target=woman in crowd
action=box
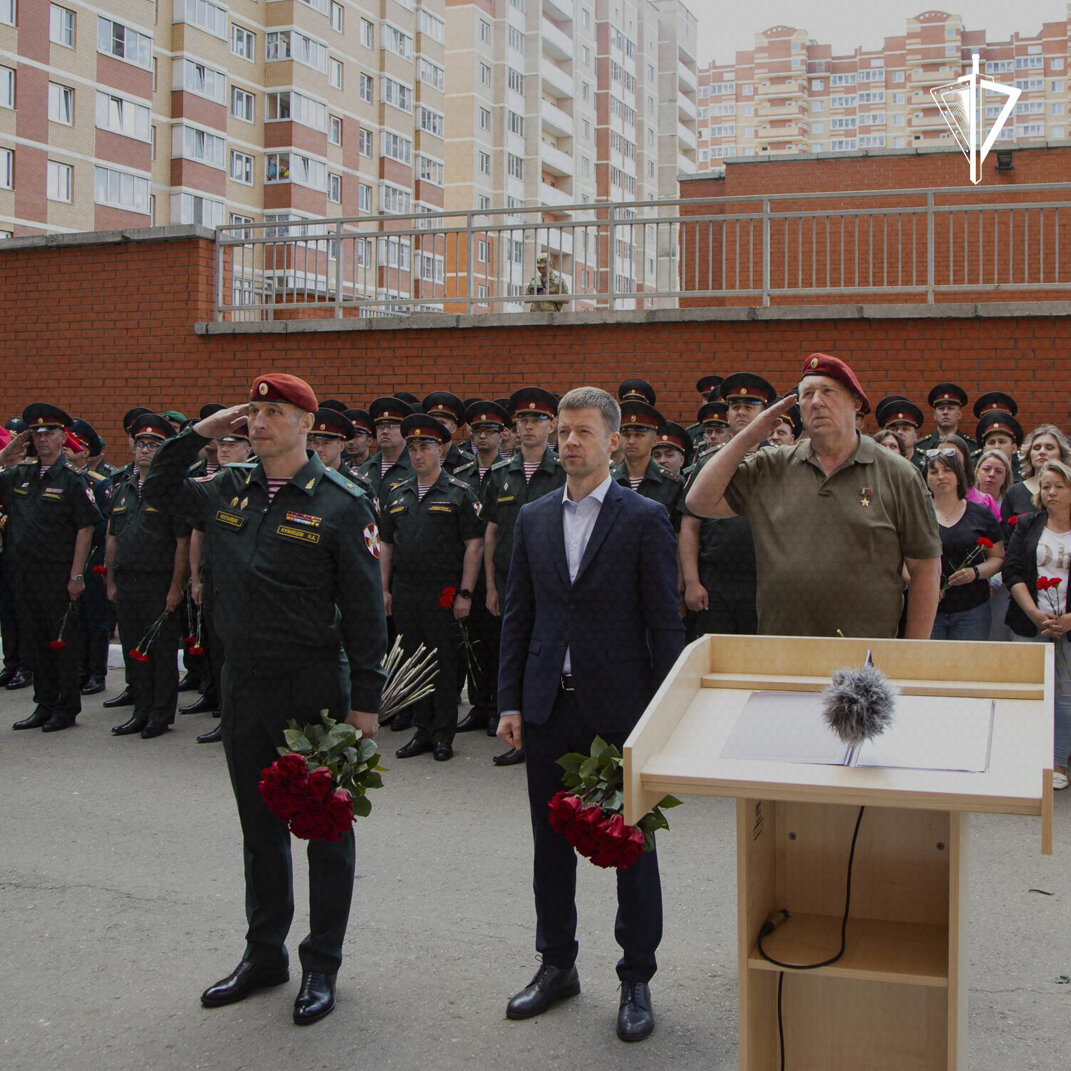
[937,434,1001,522]
[1002,459,1071,791]
[974,449,1014,516]
[1003,425,1071,520]
[926,449,1004,641]
[873,429,907,456]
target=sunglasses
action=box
[924,448,959,460]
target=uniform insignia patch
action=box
[276,524,320,544]
[44,487,64,495]
[86,487,95,503]
[497,494,516,504]
[240,497,249,510]
[363,523,381,559]
[305,478,316,490]
[473,500,483,518]
[215,510,247,531]
[285,511,322,527]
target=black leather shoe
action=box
[5,668,32,690]
[616,981,654,1042]
[180,695,217,715]
[102,687,133,708]
[41,716,75,732]
[201,960,289,1008]
[13,707,50,730]
[177,673,197,693]
[433,742,453,761]
[0,666,16,688]
[293,971,336,1025]
[80,677,106,696]
[505,963,580,1020]
[493,747,526,767]
[141,723,170,739]
[395,736,433,759]
[197,723,223,743]
[455,711,487,733]
[111,717,146,736]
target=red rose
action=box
[1007,514,1019,527]
[92,564,107,575]
[976,536,994,549]
[548,791,584,836]
[188,645,205,656]
[306,766,334,803]
[49,639,66,651]
[570,805,610,858]
[438,586,457,609]
[276,752,309,780]
[258,755,310,822]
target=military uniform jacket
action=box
[142,429,386,711]
[0,457,101,565]
[82,467,112,552]
[480,448,565,578]
[916,430,979,454]
[110,474,189,575]
[380,470,485,583]
[611,458,684,531]
[357,450,414,502]
[441,443,471,475]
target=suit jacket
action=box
[498,478,685,732]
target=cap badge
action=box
[259,382,269,396]
[528,402,536,409]
[810,357,819,369]
[740,387,748,395]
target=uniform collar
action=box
[511,446,556,470]
[249,451,327,496]
[40,455,67,478]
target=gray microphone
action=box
[821,650,896,765]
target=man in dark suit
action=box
[497,386,684,1043]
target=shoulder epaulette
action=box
[86,469,108,483]
[490,457,512,471]
[323,466,369,500]
[447,475,468,488]
[658,465,682,482]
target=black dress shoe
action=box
[433,742,453,761]
[13,707,51,730]
[102,687,133,708]
[455,711,487,733]
[5,668,32,690]
[505,963,580,1020]
[201,960,289,1008]
[293,971,336,1025]
[616,981,654,1042]
[197,723,223,743]
[80,677,106,696]
[493,747,526,767]
[0,666,16,688]
[141,723,170,739]
[395,736,433,759]
[179,695,217,715]
[41,716,75,732]
[111,717,146,736]
[177,674,197,693]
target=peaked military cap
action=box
[422,392,466,425]
[310,408,356,440]
[343,409,374,436]
[927,383,968,408]
[131,413,176,441]
[619,400,663,431]
[401,413,450,444]
[698,400,729,426]
[509,387,558,418]
[465,401,510,429]
[976,410,1023,446]
[875,396,924,430]
[972,391,1017,418]
[369,397,413,423]
[23,403,73,430]
[719,372,777,407]
[618,379,657,406]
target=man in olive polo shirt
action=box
[686,354,941,639]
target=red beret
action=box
[800,353,871,415]
[250,373,318,413]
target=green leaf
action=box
[357,738,379,763]
[342,747,359,765]
[578,757,599,783]
[283,729,313,754]
[656,794,683,811]
[590,735,610,761]
[555,752,586,774]
[363,772,383,790]
[638,810,670,835]
[354,796,372,818]
[604,789,624,813]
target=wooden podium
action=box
[624,635,1054,1071]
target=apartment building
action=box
[696,8,1071,165]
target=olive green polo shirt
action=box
[722,434,940,638]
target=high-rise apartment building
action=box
[696,9,1071,166]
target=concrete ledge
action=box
[195,300,1071,335]
[0,224,215,252]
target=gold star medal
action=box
[860,487,872,508]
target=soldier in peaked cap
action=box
[687,377,724,446]
[618,379,657,406]
[974,410,1024,482]
[719,372,778,437]
[358,397,415,501]
[141,372,386,1026]
[917,383,977,454]
[422,392,471,474]
[695,399,731,454]
[611,401,683,529]
[343,409,374,468]
[875,396,925,471]
[651,422,692,478]
[309,408,357,472]
[0,403,102,731]
[768,400,802,447]
[320,399,348,413]
[381,414,485,763]
[973,391,1017,419]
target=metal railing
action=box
[213,183,1071,321]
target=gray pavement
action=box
[1,680,1067,1071]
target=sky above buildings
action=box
[694,1,1069,65]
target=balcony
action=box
[540,181,574,208]
[541,141,575,177]
[677,152,697,174]
[759,99,806,119]
[764,124,803,141]
[678,94,697,121]
[678,61,697,92]
[677,121,697,150]
[542,18,574,62]
[757,78,806,97]
[543,0,574,23]
[541,56,575,100]
[541,97,574,137]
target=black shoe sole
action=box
[292,999,336,1025]
[201,970,290,1008]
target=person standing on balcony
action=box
[526,252,569,312]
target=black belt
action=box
[559,673,574,693]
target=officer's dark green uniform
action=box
[380,426,485,749]
[109,415,190,736]
[611,457,683,529]
[916,382,978,454]
[77,461,112,692]
[0,405,101,729]
[142,378,386,979]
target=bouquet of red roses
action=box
[258,715,384,841]
[549,736,681,871]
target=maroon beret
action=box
[249,373,318,413]
[800,353,871,415]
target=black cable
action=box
[777,971,785,1071]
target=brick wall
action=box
[0,228,1067,453]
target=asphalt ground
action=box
[0,676,1067,1071]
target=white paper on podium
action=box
[719,691,994,772]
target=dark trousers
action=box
[0,546,27,670]
[115,572,181,730]
[464,576,499,719]
[220,651,354,975]
[76,566,109,681]
[203,592,223,709]
[16,564,80,721]
[523,692,662,983]
[392,579,461,746]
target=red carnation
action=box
[49,639,66,650]
[92,564,107,575]
[438,586,457,609]
[182,635,197,646]
[976,536,994,549]
[1007,514,1019,527]
[188,645,205,656]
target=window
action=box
[417,9,444,43]
[180,0,227,39]
[507,110,524,136]
[417,155,444,185]
[329,57,342,89]
[0,66,12,109]
[94,164,150,212]
[508,67,524,94]
[231,86,254,122]
[360,19,373,48]
[418,59,445,93]
[581,82,589,101]
[478,150,490,174]
[382,76,413,113]
[229,150,253,184]
[172,192,225,228]
[265,152,326,190]
[95,91,151,141]
[175,124,227,169]
[830,138,857,151]
[811,121,824,134]
[47,160,72,202]
[508,25,524,55]
[478,19,490,44]
[330,2,343,33]
[507,153,523,179]
[382,23,412,59]
[480,64,492,88]
[266,31,327,72]
[580,156,589,176]
[48,83,74,125]
[265,92,327,131]
[359,73,373,103]
[831,117,856,130]
[381,129,412,164]
[0,0,14,27]
[418,106,444,137]
[0,147,11,189]
[891,70,904,83]
[231,24,255,61]
[328,172,341,203]
[1052,58,1065,71]
[478,107,490,131]
[358,182,371,212]
[179,60,227,103]
[477,195,491,211]
[1052,81,1065,93]
[50,4,75,47]
[97,16,152,69]
[830,73,856,86]
[1052,103,1065,115]
[1016,55,1043,70]
[476,239,487,262]
[379,182,411,213]
[830,95,856,108]
[328,114,341,144]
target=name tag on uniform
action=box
[496,495,516,504]
[110,504,128,514]
[276,524,320,544]
[13,487,28,496]
[427,502,456,514]
[388,504,407,516]
[214,510,247,531]
[145,506,159,514]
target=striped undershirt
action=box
[380,455,392,476]
[416,484,434,500]
[204,462,218,475]
[477,466,490,482]
[265,478,288,502]
[628,476,643,491]
[522,460,540,483]
[38,464,50,479]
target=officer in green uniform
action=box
[611,401,684,529]
[696,399,731,452]
[651,422,693,478]
[105,414,190,738]
[875,396,926,471]
[142,373,387,1026]
[381,414,484,762]
[916,383,978,454]
[481,387,566,766]
[0,404,102,731]
[358,397,414,500]
[342,409,374,469]
[421,392,471,474]
[686,375,723,447]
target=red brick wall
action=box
[0,233,1067,453]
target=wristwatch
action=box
[70,574,84,583]
[457,589,473,599]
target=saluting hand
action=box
[744,392,799,447]
[193,403,249,440]
[0,429,30,468]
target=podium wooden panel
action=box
[624,635,1054,1071]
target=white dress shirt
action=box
[561,474,613,673]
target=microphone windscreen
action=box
[821,662,896,746]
